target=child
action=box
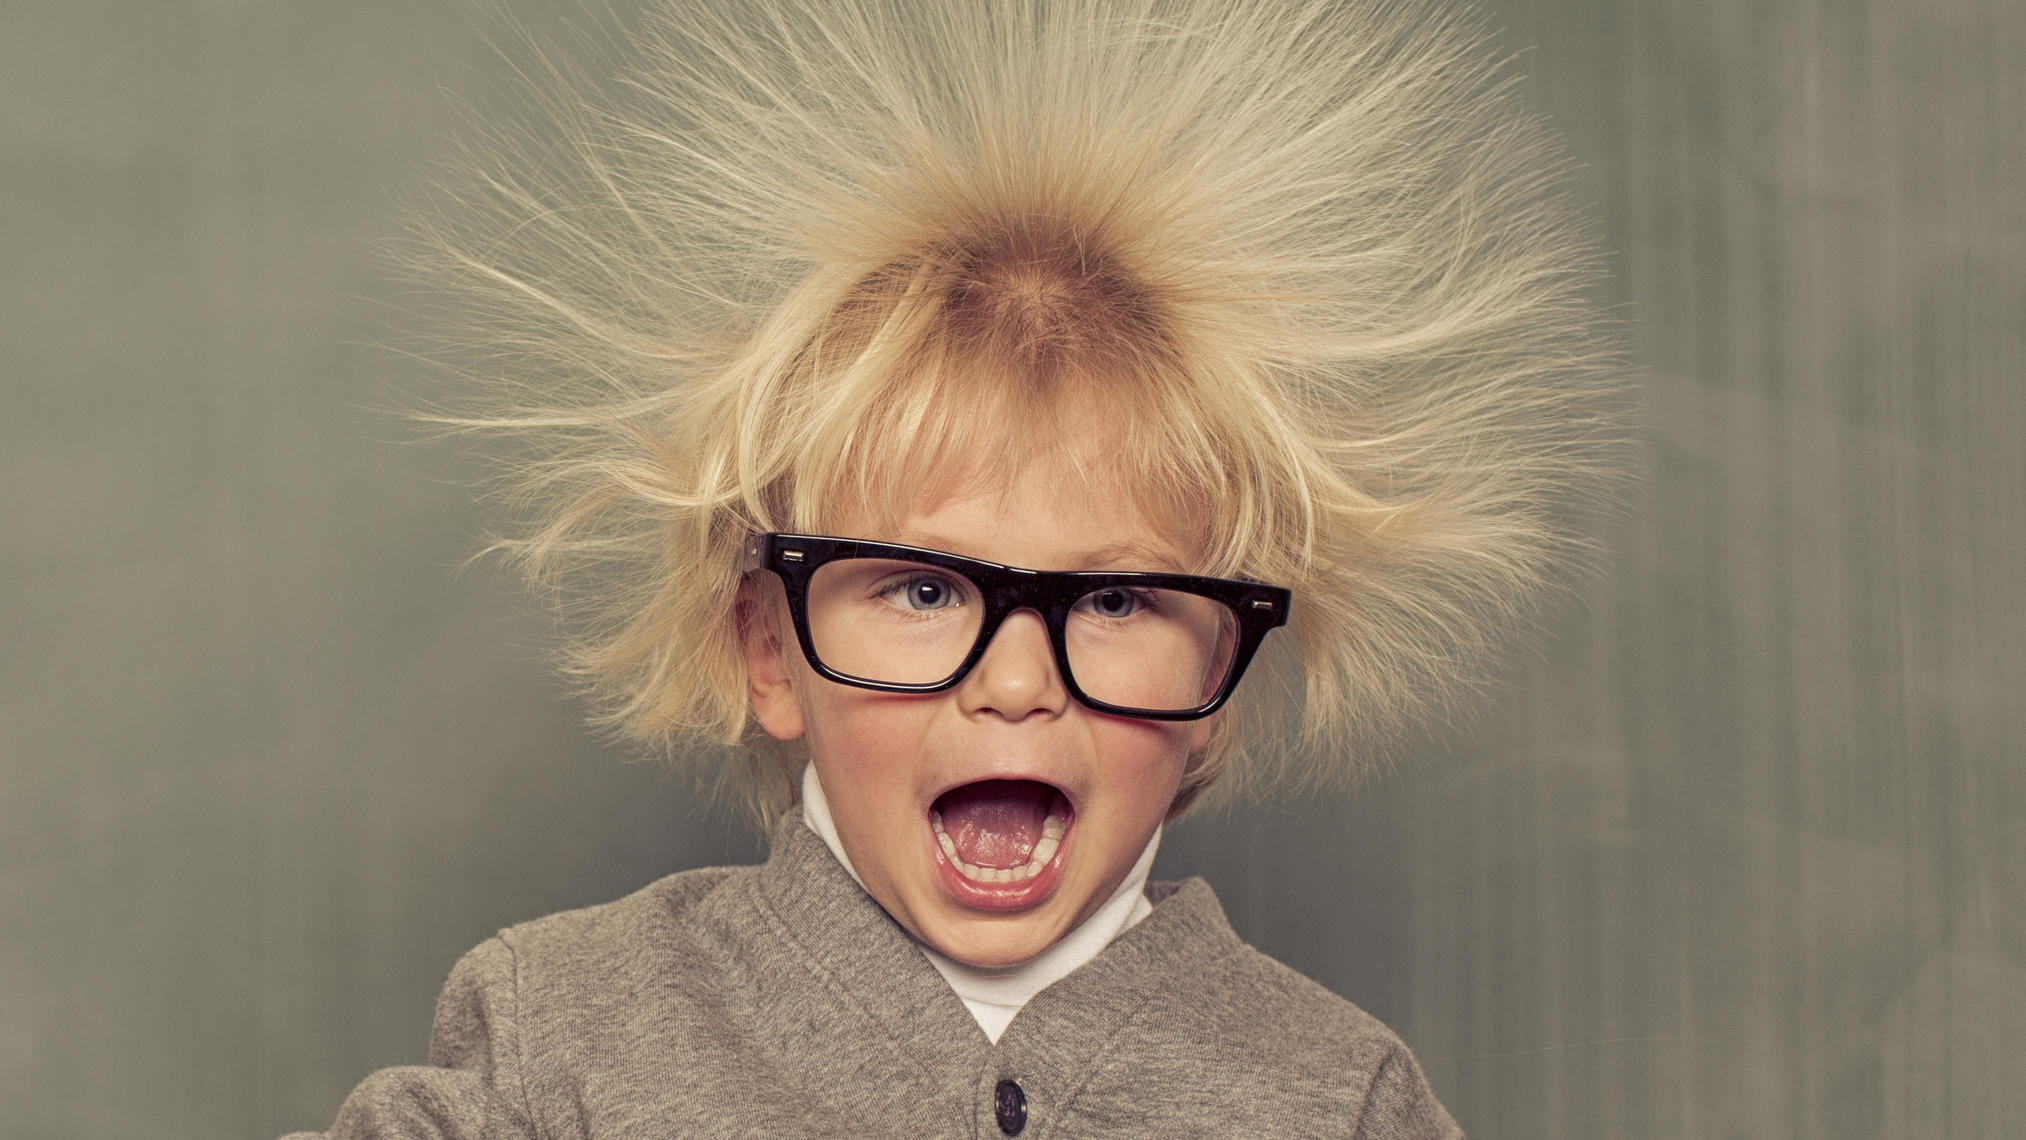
[294,0,1620,1134]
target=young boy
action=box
[293,0,1619,1134]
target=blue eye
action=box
[1080,588,1141,618]
[884,574,960,611]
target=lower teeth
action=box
[932,810,1065,883]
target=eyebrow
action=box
[892,533,1183,573]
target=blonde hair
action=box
[405,0,1627,824]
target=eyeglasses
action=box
[742,533,1290,720]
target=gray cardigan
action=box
[288,818,1463,1138]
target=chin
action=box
[916,912,1071,969]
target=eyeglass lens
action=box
[805,558,1240,712]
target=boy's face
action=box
[744,451,1216,968]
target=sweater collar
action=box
[799,762,1159,1042]
[748,801,1246,1090]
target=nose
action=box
[956,609,1069,720]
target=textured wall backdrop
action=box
[4,1,2020,1137]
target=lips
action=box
[928,779,1074,905]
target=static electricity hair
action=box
[406,0,1626,823]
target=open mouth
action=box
[929,779,1073,886]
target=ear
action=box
[1187,707,1223,756]
[736,578,806,742]
[1166,710,1227,820]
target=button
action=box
[994,1078,1026,1136]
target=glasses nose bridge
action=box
[943,568,1071,723]
[980,565,1072,626]
[971,570,1070,660]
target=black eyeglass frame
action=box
[742,532,1290,721]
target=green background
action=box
[5,1,2020,1136]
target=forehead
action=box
[873,453,1192,573]
[786,355,1220,573]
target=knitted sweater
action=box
[287,819,1463,1138]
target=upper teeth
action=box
[931,809,1067,884]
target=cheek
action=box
[1093,718,1195,799]
[797,684,935,792]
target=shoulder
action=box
[434,861,761,1058]
[488,861,750,968]
[1207,934,1403,1052]
[299,863,772,1140]
[1107,878,1465,1138]
[1134,877,1410,1053]
[1214,941,1459,1128]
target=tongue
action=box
[936,780,1056,869]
